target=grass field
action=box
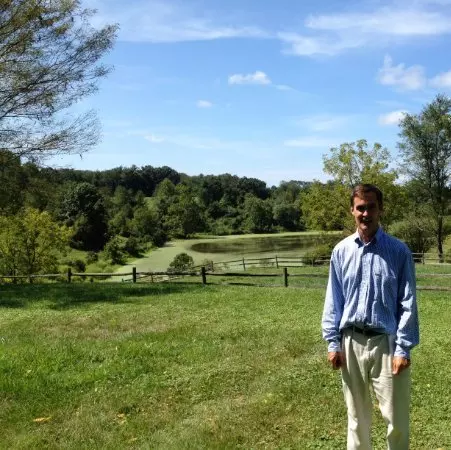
[1,283,450,449]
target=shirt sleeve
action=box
[322,249,345,353]
[394,249,419,359]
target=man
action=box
[322,184,419,450]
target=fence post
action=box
[283,267,288,287]
[132,267,137,283]
[67,267,72,283]
[242,257,246,271]
[275,255,279,269]
[201,266,207,285]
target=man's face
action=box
[351,191,382,239]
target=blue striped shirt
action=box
[322,227,419,359]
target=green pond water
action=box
[116,233,342,276]
[190,234,324,256]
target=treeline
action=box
[0,150,310,248]
[1,94,451,277]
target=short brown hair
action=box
[350,184,383,209]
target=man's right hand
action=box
[328,351,345,370]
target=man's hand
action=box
[392,356,410,375]
[328,351,345,370]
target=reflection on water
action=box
[190,235,321,255]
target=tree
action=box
[0,150,26,214]
[58,182,108,250]
[273,201,303,231]
[311,140,404,230]
[301,181,350,231]
[0,208,71,278]
[398,94,451,258]
[243,194,273,233]
[168,253,194,273]
[103,236,125,264]
[0,0,118,161]
[165,184,206,238]
[129,205,167,247]
[390,208,436,255]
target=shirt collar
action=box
[353,226,383,246]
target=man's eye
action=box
[357,205,376,212]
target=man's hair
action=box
[350,184,383,209]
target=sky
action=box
[50,0,451,187]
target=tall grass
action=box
[0,283,450,449]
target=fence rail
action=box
[1,252,450,286]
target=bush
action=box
[124,236,141,257]
[86,251,98,264]
[67,259,86,273]
[301,244,333,266]
[168,253,194,272]
[151,229,168,247]
[390,214,436,254]
[201,259,215,272]
[103,237,125,265]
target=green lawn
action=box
[1,283,450,449]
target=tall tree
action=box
[398,94,451,258]
[0,0,118,161]
[301,181,350,231]
[58,182,108,250]
[321,140,404,229]
[243,194,273,233]
[0,208,71,278]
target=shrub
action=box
[151,229,168,247]
[168,253,194,272]
[103,237,125,265]
[390,215,435,254]
[201,259,215,272]
[86,251,98,264]
[301,244,332,266]
[124,236,141,257]
[66,259,86,273]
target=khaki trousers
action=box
[341,329,411,450]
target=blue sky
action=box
[51,0,451,187]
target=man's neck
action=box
[358,227,379,244]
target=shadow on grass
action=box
[0,282,207,310]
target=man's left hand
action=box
[392,356,410,375]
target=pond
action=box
[116,232,342,275]
[189,234,321,256]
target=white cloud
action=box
[228,71,271,85]
[197,100,213,108]
[377,55,426,90]
[144,134,165,143]
[378,110,408,126]
[278,32,362,56]
[284,136,337,148]
[281,5,451,57]
[295,114,350,132]
[275,84,294,91]
[88,0,267,43]
[306,9,451,36]
[430,70,451,88]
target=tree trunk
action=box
[437,215,444,263]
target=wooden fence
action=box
[1,252,450,287]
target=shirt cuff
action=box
[394,345,410,359]
[327,340,341,353]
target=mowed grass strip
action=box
[0,283,450,449]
